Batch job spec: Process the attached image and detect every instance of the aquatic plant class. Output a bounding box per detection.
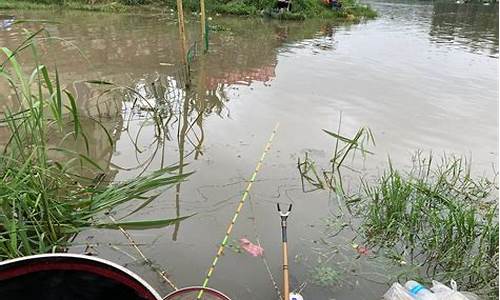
[357,153,498,298]
[0,32,192,259]
[309,265,342,287]
[299,126,498,298]
[298,119,374,194]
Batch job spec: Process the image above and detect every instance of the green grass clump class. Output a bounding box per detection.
[213,0,258,16]
[0,0,154,13]
[0,31,191,260]
[358,154,498,298]
[298,126,497,298]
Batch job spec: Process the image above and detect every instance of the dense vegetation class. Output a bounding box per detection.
[0,32,190,259]
[0,0,377,20]
[298,127,499,299]
[358,155,498,298]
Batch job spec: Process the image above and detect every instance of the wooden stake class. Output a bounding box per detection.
[176,0,190,87]
[200,0,207,52]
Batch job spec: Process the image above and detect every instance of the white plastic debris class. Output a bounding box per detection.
[384,283,415,300]
[384,280,480,300]
[431,280,480,300]
[289,292,304,300]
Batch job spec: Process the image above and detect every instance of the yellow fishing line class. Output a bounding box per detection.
[197,123,280,299]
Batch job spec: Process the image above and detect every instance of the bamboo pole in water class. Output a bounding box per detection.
[176,0,190,87]
[172,95,190,241]
[108,215,178,291]
[200,0,207,52]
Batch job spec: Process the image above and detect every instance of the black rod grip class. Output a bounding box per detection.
[281,225,287,242]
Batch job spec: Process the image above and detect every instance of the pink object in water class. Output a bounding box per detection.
[239,238,264,257]
[356,245,370,256]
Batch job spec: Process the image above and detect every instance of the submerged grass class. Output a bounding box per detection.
[0,30,192,259]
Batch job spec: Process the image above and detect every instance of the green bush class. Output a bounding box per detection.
[213,0,257,15]
[0,0,376,20]
[120,0,146,5]
[29,0,65,4]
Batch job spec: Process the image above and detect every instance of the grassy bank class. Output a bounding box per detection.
[0,0,158,13]
[0,0,377,20]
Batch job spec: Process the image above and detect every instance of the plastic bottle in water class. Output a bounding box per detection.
[289,292,304,300]
[405,280,438,300]
[383,282,415,300]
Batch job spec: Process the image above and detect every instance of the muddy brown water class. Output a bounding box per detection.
[0,1,498,299]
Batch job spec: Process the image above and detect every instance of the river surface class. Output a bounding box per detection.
[0,1,498,299]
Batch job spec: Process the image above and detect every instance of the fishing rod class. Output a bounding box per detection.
[194,123,280,299]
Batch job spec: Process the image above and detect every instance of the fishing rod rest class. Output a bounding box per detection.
[277,203,292,242]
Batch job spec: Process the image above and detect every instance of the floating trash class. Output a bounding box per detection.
[239,238,264,257]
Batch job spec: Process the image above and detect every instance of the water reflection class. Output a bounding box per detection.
[51,115,124,180]
[0,12,336,186]
[0,15,14,31]
[0,107,123,182]
[114,17,341,172]
[0,69,123,181]
[124,69,228,240]
[117,18,341,243]
[430,2,499,56]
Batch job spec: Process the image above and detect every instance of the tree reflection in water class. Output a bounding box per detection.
[430,2,499,56]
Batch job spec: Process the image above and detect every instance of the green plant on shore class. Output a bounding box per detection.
[0,0,145,13]
[292,0,376,19]
[357,153,498,298]
[0,0,377,20]
[0,31,192,259]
